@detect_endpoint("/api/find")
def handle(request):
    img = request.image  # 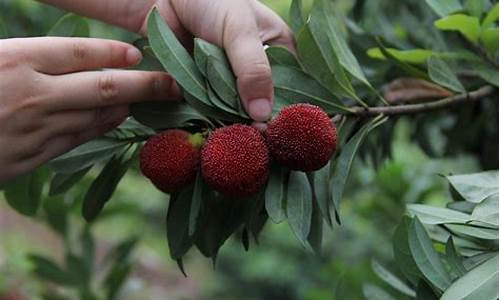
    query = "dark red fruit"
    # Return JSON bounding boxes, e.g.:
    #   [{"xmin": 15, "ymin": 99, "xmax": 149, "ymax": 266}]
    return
[
  {"xmin": 140, "ymin": 129, "xmax": 203, "ymax": 193},
  {"xmin": 201, "ymin": 124, "xmax": 270, "ymax": 197},
  {"xmin": 267, "ymin": 103, "xmax": 337, "ymax": 171}
]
